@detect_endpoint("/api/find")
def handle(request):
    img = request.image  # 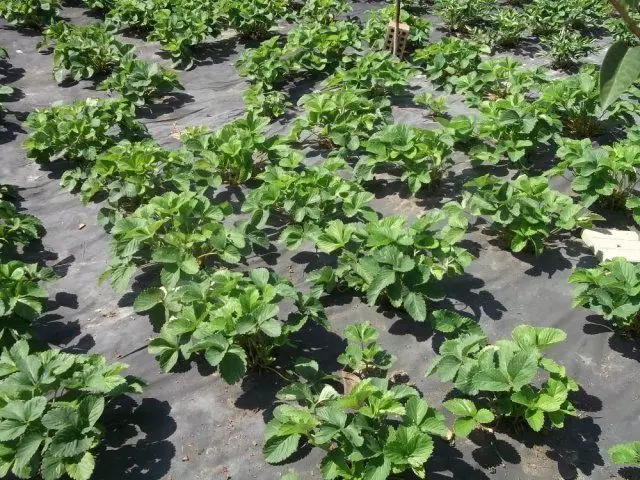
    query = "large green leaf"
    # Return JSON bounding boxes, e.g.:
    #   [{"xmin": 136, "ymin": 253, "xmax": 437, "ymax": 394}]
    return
[
  {"xmin": 600, "ymin": 41, "xmax": 640, "ymax": 110},
  {"xmin": 403, "ymin": 292, "xmax": 427, "ymax": 322},
  {"xmin": 66, "ymin": 452, "xmax": 95, "ymax": 480},
  {"xmin": 263, "ymin": 434, "xmax": 300, "ymax": 464},
  {"xmin": 609, "ymin": 441, "xmax": 640, "ymax": 465}
]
